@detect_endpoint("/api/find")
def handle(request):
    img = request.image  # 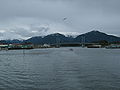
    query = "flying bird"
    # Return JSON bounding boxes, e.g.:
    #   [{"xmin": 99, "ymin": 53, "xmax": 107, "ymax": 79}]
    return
[{"xmin": 63, "ymin": 17, "xmax": 67, "ymax": 21}]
